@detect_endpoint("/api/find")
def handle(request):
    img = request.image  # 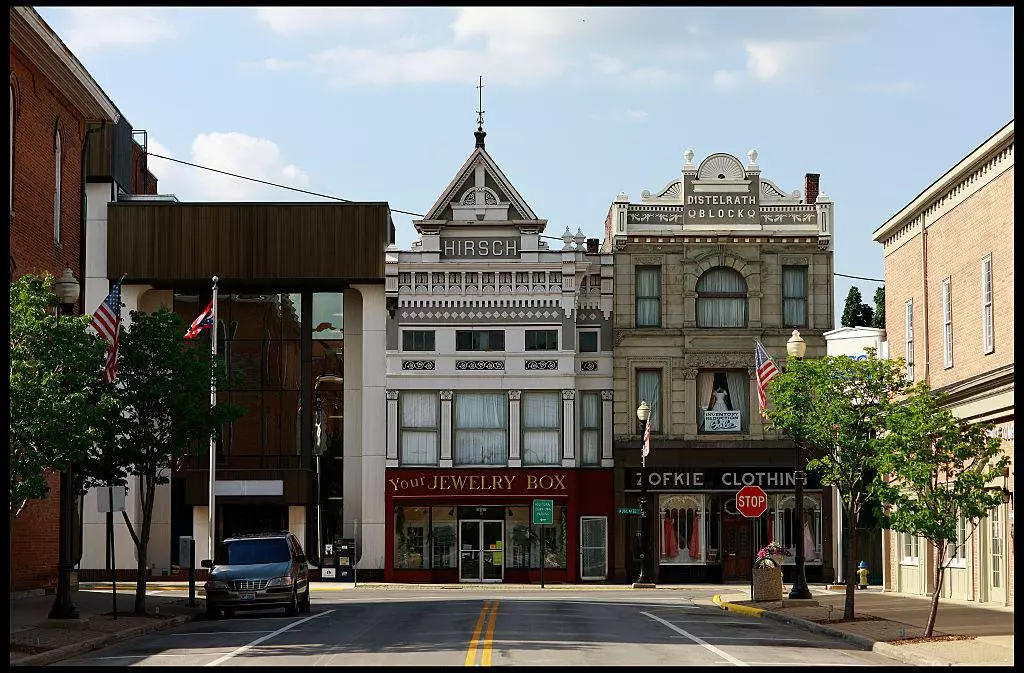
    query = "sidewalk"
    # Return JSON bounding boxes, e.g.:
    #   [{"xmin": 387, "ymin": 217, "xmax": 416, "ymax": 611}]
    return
[
  {"xmin": 713, "ymin": 585, "xmax": 1014, "ymax": 666},
  {"xmin": 9, "ymin": 588, "xmax": 206, "ymax": 667}
]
